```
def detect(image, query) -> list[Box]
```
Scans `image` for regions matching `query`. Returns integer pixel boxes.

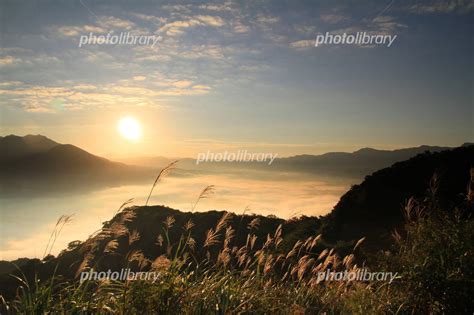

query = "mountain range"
[119,142,472,179]
[270,145,469,178]
[1,134,471,194]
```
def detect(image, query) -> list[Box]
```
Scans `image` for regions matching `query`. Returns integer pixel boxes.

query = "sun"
[118,117,141,141]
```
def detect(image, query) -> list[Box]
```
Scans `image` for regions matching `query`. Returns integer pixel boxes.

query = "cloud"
[80,50,114,63]
[171,80,193,88]
[0,47,30,54]
[404,0,474,14]
[84,25,109,33]
[56,26,81,37]
[255,15,279,25]
[184,45,225,59]
[232,20,251,33]
[252,14,280,33]
[136,54,172,62]
[320,14,348,24]
[290,40,315,49]
[197,3,236,13]
[195,15,225,27]
[158,19,202,36]
[97,16,136,30]
[238,64,270,73]
[131,13,167,24]
[73,84,97,91]
[0,55,18,65]
[52,16,150,46]
[0,77,212,112]
[0,54,56,67]
[192,85,211,90]
[369,15,407,35]
[25,104,54,113]
[331,15,406,36]
[158,15,225,36]
[294,25,317,35]
[162,4,193,14]
[132,41,228,63]
[0,81,23,87]
[145,173,347,219]
[55,25,107,37]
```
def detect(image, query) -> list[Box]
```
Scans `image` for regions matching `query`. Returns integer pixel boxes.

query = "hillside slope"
[321,145,474,248]
[0,135,59,159]
[0,135,150,194]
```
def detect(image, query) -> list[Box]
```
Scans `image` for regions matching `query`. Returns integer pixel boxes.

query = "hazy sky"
[0,0,472,158]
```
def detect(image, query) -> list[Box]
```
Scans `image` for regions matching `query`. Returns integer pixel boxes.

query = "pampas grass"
[191,185,215,211]
[145,160,179,206]
[43,214,74,259]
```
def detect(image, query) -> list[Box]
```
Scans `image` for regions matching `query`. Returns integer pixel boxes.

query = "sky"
[0,0,473,158]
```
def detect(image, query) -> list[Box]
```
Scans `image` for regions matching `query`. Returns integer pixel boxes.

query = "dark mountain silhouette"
[0,134,59,159]
[321,144,474,249]
[3,144,124,175]
[0,135,150,195]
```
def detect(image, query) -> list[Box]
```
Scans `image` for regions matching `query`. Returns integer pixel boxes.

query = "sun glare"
[118,117,141,141]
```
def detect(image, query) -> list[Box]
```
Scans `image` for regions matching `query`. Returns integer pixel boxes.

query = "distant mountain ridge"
[0,135,126,174]
[170,144,464,180]
[0,135,150,194]
[0,135,59,159]
[34,136,463,180]
[1,134,471,193]
[271,144,456,178]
